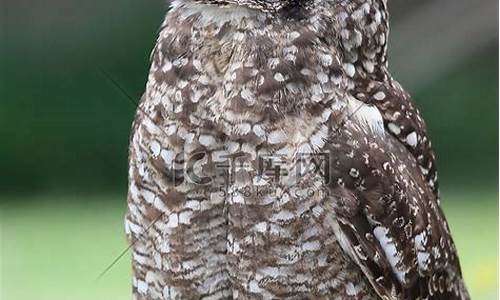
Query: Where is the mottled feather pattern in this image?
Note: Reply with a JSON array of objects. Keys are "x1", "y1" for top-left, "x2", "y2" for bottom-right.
[{"x1": 126, "y1": 0, "x2": 469, "y2": 299}]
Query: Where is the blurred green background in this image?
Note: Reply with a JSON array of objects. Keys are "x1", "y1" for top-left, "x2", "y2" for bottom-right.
[{"x1": 1, "y1": 0, "x2": 498, "y2": 299}]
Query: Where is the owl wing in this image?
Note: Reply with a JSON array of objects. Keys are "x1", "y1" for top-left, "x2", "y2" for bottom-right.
[
  {"x1": 359, "y1": 78, "x2": 440, "y2": 197},
  {"x1": 323, "y1": 115, "x2": 469, "y2": 300}
]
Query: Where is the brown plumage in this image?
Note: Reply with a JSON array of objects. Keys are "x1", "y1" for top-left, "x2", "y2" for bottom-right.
[{"x1": 126, "y1": 0, "x2": 469, "y2": 299}]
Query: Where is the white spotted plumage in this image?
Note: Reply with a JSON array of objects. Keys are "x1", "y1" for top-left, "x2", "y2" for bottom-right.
[{"x1": 126, "y1": 0, "x2": 469, "y2": 299}]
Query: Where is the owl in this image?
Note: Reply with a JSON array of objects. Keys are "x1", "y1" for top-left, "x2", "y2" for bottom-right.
[{"x1": 125, "y1": 0, "x2": 470, "y2": 299}]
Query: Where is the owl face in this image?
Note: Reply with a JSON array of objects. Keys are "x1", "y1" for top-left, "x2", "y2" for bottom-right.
[{"x1": 192, "y1": 0, "x2": 298, "y2": 13}]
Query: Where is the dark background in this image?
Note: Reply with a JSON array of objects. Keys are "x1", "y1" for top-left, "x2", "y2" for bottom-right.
[{"x1": 1, "y1": 1, "x2": 498, "y2": 300}]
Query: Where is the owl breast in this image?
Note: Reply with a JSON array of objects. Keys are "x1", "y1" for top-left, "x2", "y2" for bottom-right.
[{"x1": 127, "y1": 3, "x2": 379, "y2": 299}]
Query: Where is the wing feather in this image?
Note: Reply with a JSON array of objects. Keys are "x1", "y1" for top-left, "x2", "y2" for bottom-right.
[{"x1": 324, "y1": 116, "x2": 469, "y2": 300}]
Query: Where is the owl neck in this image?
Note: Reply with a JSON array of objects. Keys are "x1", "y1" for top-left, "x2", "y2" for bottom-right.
[{"x1": 168, "y1": 0, "x2": 392, "y2": 85}]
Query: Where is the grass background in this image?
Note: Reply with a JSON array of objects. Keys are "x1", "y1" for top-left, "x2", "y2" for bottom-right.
[{"x1": 1, "y1": 189, "x2": 498, "y2": 300}]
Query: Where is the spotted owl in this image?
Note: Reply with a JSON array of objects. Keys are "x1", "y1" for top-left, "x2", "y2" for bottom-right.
[{"x1": 125, "y1": 0, "x2": 470, "y2": 299}]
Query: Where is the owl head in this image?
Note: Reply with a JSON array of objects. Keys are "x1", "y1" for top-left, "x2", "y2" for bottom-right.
[{"x1": 188, "y1": 0, "x2": 301, "y2": 13}]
